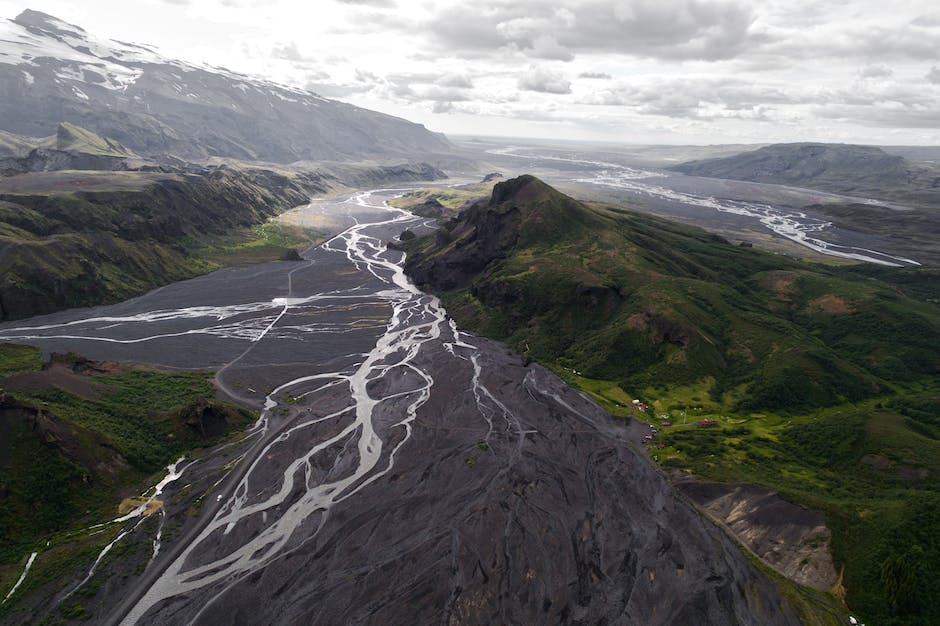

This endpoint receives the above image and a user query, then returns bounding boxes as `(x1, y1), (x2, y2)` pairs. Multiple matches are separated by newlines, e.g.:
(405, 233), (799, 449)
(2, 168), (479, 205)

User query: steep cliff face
(0, 167), (317, 319)
(675, 479), (839, 591)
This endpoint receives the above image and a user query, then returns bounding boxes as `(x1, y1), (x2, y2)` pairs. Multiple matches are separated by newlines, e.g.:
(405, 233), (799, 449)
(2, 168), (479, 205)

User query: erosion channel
(1, 188), (809, 625)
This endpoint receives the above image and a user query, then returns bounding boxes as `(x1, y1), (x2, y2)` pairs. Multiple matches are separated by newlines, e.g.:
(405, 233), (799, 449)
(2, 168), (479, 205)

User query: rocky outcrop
(180, 399), (244, 439)
(674, 478), (838, 592)
(409, 197), (446, 218)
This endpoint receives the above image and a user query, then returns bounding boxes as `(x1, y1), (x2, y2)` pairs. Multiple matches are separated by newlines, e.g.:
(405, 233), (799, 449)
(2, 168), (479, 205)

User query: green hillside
(404, 175), (940, 625)
(0, 344), (252, 610)
(0, 167), (329, 320)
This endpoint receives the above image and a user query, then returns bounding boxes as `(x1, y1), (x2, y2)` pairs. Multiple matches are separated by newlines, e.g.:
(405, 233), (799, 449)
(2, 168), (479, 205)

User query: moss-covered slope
(0, 167), (329, 320)
(405, 175), (939, 414)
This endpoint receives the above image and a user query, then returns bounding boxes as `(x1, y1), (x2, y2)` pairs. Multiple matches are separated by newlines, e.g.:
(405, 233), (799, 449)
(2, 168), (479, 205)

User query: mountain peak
(491, 174), (547, 203)
(14, 9), (86, 37)
(404, 176), (603, 291)
(489, 175), (600, 245)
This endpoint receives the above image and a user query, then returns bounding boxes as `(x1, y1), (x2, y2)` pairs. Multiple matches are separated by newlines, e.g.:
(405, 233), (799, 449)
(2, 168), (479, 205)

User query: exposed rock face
(0, 11), (451, 162)
(180, 399), (243, 439)
(674, 479), (838, 592)
(410, 197), (446, 218)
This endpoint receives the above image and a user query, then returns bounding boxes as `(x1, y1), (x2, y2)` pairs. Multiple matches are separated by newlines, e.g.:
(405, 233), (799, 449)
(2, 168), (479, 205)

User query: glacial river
(487, 145), (921, 267)
(0, 187), (807, 626)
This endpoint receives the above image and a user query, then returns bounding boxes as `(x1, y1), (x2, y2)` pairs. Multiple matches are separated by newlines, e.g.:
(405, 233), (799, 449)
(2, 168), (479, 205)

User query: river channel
(0, 187), (805, 625)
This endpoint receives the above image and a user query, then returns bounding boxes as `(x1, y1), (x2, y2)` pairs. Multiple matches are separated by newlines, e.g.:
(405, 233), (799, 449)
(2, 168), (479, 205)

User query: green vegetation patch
(388, 181), (498, 216)
(198, 220), (323, 265)
(656, 396), (940, 625)
(0, 347), (252, 592)
(0, 343), (42, 378)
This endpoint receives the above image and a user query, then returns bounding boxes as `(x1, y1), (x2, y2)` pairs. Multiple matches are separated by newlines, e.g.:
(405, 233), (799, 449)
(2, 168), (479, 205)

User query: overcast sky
(3, 0), (940, 145)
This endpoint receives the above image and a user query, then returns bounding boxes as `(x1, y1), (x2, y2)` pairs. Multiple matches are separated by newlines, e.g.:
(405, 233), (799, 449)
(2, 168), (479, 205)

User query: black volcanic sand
(137, 338), (802, 626)
(0, 189), (806, 626)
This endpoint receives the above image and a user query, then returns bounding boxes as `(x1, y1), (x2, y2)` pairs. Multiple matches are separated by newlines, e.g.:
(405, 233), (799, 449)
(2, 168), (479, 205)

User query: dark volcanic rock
(410, 198), (446, 218)
(148, 339), (806, 625)
(180, 399), (241, 439)
(405, 175), (595, 292)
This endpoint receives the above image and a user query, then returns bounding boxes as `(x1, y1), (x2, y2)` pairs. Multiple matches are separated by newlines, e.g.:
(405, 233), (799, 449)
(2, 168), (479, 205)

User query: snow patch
(0, 15), (330, 103)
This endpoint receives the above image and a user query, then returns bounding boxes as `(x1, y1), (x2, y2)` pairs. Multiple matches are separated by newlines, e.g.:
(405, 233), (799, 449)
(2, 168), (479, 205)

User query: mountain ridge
(670, 142), (940, 208)
(0, 10), (451, 163)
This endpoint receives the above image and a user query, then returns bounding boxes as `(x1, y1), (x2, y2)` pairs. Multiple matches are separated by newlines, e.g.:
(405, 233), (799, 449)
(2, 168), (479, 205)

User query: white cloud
(5, 0), (940, 144)
(859, 64), (893, 79)
(517, 65), (571, 94)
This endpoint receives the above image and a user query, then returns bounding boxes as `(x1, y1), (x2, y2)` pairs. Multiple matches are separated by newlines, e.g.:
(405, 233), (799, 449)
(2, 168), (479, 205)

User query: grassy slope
(0, 167), (327, 320)
(55, 122), (137, 157)
(388, 180), (498, 214)
(0, 344), (252, 611)
(404, 176), (940, 625)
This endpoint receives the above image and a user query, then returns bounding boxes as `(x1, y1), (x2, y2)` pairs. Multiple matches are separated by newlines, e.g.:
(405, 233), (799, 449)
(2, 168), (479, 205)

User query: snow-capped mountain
(0, 10), (451, 162)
